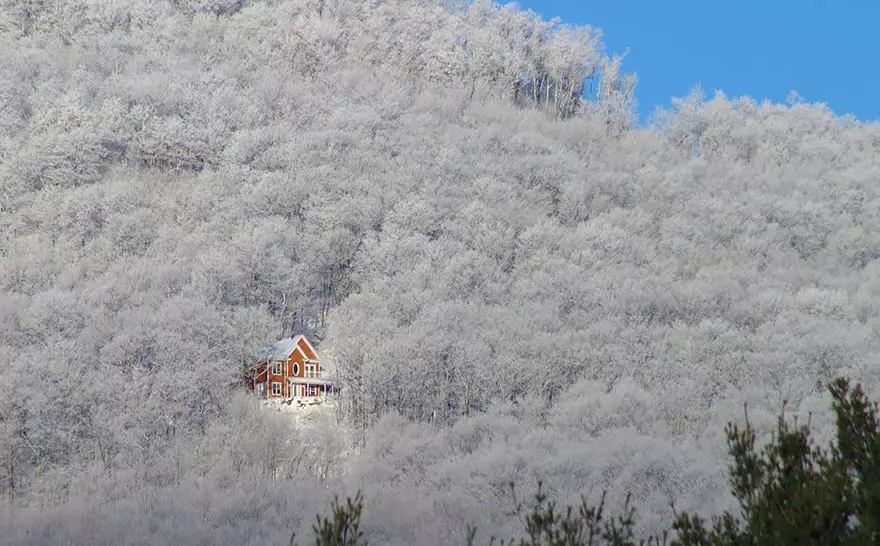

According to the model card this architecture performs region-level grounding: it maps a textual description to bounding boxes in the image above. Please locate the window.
[271,382,282,396]
[305,363,317,379]
[292,363,300,376]
[272,361,282,375]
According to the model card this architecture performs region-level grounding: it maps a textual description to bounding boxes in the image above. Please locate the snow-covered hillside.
[2,0,880,544]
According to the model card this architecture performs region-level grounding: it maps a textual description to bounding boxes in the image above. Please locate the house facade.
[248,335,335,399]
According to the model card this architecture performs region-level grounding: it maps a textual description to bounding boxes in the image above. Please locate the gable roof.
[295,335,318,360]
[266,335,318,361]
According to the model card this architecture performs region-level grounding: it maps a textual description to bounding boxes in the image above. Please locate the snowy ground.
[261,397,342,429]
[260,397,352,484]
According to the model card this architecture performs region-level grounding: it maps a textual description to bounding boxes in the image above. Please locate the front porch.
[287,376,337,399]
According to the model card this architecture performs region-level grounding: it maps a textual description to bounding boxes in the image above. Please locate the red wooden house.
[248,335,335,399]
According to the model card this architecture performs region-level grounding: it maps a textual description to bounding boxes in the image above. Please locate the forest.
[1,0,879,544]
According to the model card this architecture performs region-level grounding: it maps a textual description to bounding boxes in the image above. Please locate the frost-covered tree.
[1,0,880,544]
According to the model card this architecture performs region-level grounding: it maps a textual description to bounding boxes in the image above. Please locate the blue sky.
[515,0,879,124]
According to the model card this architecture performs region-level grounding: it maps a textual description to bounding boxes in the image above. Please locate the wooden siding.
[297,337,318,360]
[249,336,323,399]
[289,349,304,377]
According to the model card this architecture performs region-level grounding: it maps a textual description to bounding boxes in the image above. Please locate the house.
[248,335,335,399]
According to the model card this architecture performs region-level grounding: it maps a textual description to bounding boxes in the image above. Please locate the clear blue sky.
[515,0,879,124]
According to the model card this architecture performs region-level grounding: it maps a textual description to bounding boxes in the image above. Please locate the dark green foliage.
[292,492,367,546]
[465,482,667,546]
[674,377,880,545]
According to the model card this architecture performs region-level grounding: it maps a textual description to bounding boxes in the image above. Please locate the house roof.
[266,337,299,359]
[265,335,318,361]
[287,377,336,386]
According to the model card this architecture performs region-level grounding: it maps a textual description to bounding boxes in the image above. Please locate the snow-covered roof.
[266,335,306,360]
[287,377,336,386]
[264,334,320,361]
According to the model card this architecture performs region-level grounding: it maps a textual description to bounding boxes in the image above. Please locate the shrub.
[294,492,367,546]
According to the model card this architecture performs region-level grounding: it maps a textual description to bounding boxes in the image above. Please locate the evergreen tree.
[674,377,880,545]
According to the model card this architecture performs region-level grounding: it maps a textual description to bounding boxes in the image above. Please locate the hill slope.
[2,0,880,543]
